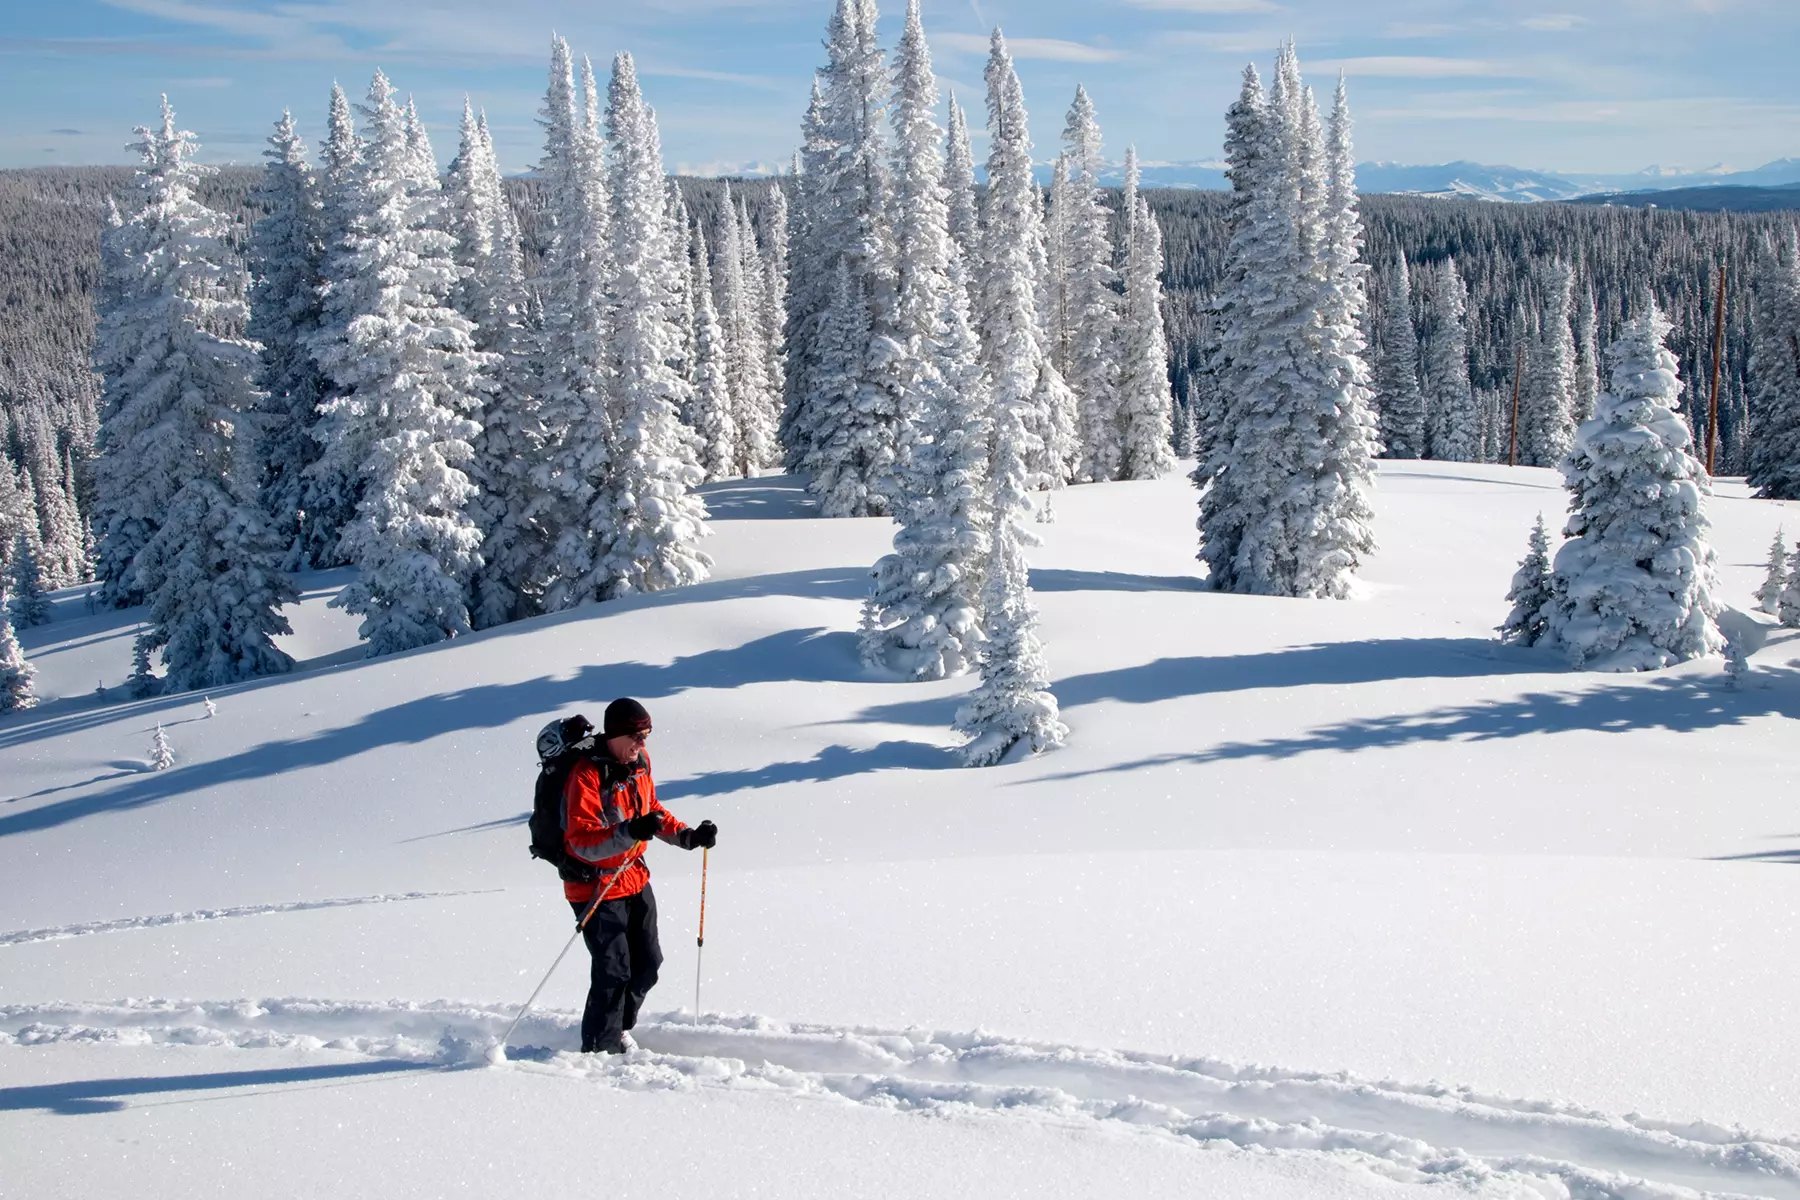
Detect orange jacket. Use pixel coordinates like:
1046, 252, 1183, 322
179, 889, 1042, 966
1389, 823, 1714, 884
561, 750, 689, 903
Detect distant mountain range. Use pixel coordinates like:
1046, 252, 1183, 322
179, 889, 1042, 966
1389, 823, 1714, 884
1038, 157, 1800, 205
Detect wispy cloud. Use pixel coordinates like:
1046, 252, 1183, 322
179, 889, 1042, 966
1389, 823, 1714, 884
1118, 0, 1279, 12
638, 64, 788, 92
1520, 13, 1589, 30
1314, 56, 1520, 78
169, 75, 232, 88
48, 127, 86, 135
935, 32, 1129, 62
1162, 29, 1286, 55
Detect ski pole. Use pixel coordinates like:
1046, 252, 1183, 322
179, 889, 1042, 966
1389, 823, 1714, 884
693, 846, 709, 1026
495, 842, 645, 1055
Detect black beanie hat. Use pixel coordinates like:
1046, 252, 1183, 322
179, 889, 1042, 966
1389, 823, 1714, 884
603, 697, 652, 738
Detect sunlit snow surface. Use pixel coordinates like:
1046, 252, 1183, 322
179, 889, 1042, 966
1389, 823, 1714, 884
3, 462, 1798, 1199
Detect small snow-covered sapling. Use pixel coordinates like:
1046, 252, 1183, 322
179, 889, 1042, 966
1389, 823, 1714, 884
149, 724, 174, 771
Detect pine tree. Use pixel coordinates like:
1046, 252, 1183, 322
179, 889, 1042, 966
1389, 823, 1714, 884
8, 536, 52, 627
134, 476, 298, 690
588, 54, 711, 600
1746, 231, 1800, 500
715, 186, 776, 477
246, 110, 330, 570
1199, 49, 1377, 599
1548, 300, 1722, 670
523, 45, 615, 611
1116, 186, 1177, 480
787, 0, 904, 516
303, 83, 366, 563
1573, 282, 1600, 426
1779, 544, 1800, 628
782, 78, 833, 472
1420, 257, 1480, 462
759, 184, 792, 431
666, 184, 697, 386
1193, 63, 1269, 505
309, 71, 489, 654
1060, 86, 1122, 483
1372, 251, 1425, 459
942, 92, 980, 286
19, 414, 81, 588
148, 724, 174, 770
0, 456, 38, 584
689, 225, 737, 481
0, 599, 38, 714
447, 102, 539, 629
1755, 528, 1787, 614
978, 30, 1073, 493
1518, 258, 1577, 468
1497, 514, 1554, 646
861, 0, 991, 680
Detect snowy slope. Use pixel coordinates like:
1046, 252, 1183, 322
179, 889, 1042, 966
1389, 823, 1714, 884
3, 462, 1799, 1199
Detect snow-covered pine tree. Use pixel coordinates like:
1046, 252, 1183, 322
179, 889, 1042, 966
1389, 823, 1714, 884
759, 184, 792, 431
666, 184, 696, 386
247, 111, 329, 571
1192, 63, 1269, 540
1573, 282, 1599, 426
524, 42, 616, 611
8, 536, 51, 627
860, 0, 990, 680
954, 246, 1067, 761
736, 198, 779, 468
0, 599, 38, 713
1518, 258, 1577, 468
1746, 231, 1800, 500
1548, 300, 1723, 670
1497, 514, 1554, 646
91, 98, 212, 606
1755, 528, 1787, 614
788, 0, 904, 516
715, 186, 776, 476
1060, 86, 1122, 483
303, 83, 366, 563
1116, 185, 1177, 480
1419, 256, 1480, 462
134, 473, 298, 691
148, 723, 174, 770
587, 53, 711, 600
128, 628, 158, 698
1780, 543, 1800, 628
1298, 73, 1380, 598
978, 30, 1073, 493
688, 224, 738, 481
1372, 251, 1425, 459
1200, 49, 1376, 598
18, 414, 82, 588
942, 92, 980, 292
781, 79, 833, 472
446, 101, 540, 629
309, 71, 489, 654
1043, 156, 1074, 382
0, 453, 38, 584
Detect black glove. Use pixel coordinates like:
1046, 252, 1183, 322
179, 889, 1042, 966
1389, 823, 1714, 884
687, 820, 717, 850
624, 812, 662, 840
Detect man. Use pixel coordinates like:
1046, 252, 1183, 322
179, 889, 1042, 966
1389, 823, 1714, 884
563, 697, 717, 1054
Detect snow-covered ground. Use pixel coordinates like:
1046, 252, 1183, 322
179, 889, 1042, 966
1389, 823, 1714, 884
4, 461, 1798, 1199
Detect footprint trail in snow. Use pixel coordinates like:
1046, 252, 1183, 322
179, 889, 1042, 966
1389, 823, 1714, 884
4, 998, 1796, 1200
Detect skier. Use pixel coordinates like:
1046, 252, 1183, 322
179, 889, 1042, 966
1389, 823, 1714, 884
564, 697, 717, 1053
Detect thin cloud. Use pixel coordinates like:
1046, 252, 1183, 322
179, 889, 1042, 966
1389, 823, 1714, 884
638, 64, 788, 92
1521, 13, 1589, 30
1314, 56, 1518, 78
935, 31, 1128, 62
48, 127, 86, 135
1119, 0, 1278, 12
1161, 29, 1286, 55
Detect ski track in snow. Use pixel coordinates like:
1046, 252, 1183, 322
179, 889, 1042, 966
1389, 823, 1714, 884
4, 999, 1797, 1200
0, 891, 495, 946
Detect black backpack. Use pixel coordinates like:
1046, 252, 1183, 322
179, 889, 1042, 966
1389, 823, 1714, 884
529, 716, 599, 883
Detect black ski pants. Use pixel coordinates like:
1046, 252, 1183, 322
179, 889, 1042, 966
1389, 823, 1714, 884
572, 885, 662, 1052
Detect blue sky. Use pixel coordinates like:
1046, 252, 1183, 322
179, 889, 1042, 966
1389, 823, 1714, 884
2, 0, 1796, 176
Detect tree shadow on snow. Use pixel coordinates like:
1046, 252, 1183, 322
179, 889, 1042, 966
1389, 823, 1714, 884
851, 637, 1549, 729
0, 627, 862, 838
661, 739, 955, 801
1036, 664, 1800, 780
0, 1060, 440, 1116
1028, 568, 1206, 594
1708, 833, 1800, 865
695, 473, 820, 520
